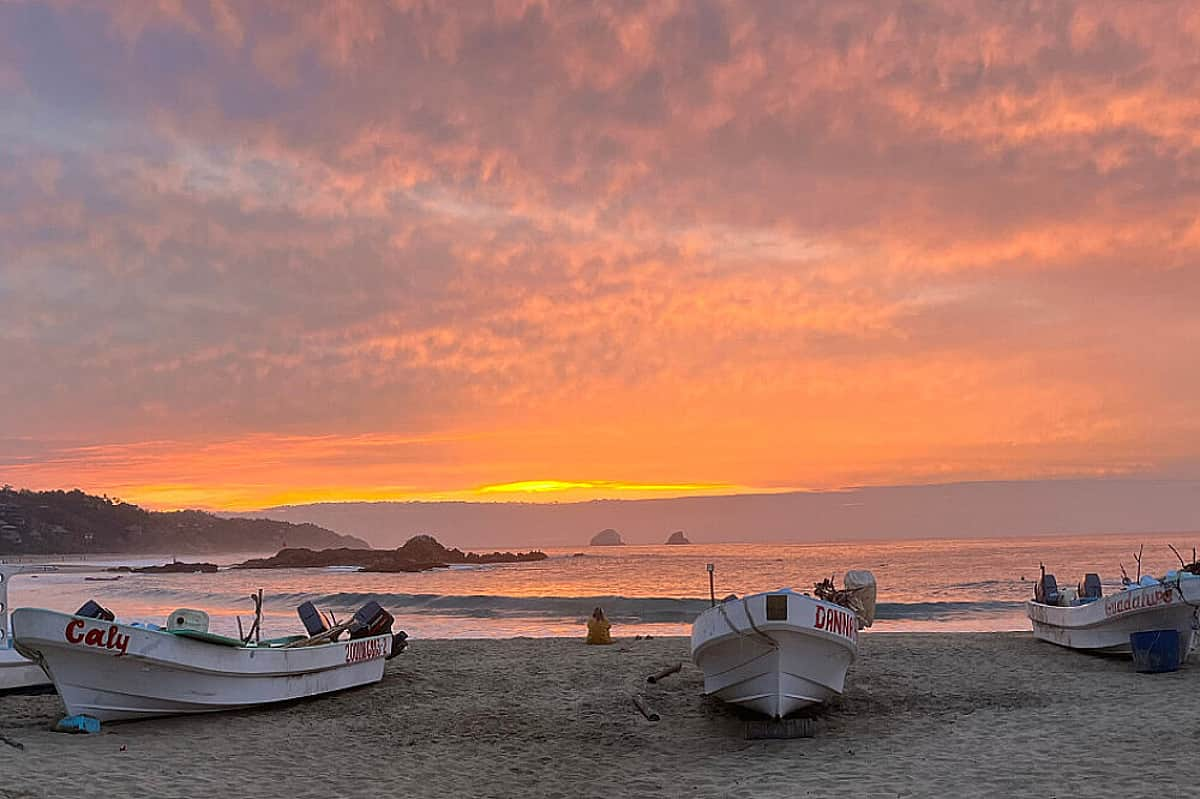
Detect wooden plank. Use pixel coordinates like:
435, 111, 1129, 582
745, 718, 816, 739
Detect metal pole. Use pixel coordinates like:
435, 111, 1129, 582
707, 563, 715, 607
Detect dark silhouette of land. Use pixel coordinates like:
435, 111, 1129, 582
235, 534, 546, 572
0, 486, 367, 554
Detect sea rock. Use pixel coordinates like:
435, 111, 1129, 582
234, 535, 547, 573
109, 561, 219, 574
590, 528, 623, 546
665, 530, 691, 545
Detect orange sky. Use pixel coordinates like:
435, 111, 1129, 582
2, 1, 1199, 510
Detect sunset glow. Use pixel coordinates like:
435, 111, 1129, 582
2, 1, 1199, 511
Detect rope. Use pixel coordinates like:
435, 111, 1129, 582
715, 597, 778, 649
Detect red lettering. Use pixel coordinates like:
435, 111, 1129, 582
815, 606, 826, 630
65, 619, 85, 644
64, 621, 130, 656
345, 637, 387, 663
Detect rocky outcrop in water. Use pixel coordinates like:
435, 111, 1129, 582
234, 534, 547, 573
589, 528, 623, 546
665, 530, 691, 545
109, 561, 219, 574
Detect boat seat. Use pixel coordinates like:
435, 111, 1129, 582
1035, 573, 1060, 605
74, 600, 115, 621
297, 601, 330, 637
1078, 573, 1102, 601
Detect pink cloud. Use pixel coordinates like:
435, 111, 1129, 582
2, 1, 1199, 507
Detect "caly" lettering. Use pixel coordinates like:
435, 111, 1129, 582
65, 619, 130, 656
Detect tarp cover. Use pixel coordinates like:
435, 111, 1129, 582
844, 570, 877, 627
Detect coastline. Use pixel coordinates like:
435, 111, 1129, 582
5, 631, 1198, 797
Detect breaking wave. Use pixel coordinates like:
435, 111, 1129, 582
89, 583, 1026, 624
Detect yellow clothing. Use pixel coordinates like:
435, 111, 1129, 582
586, 617, 612, 645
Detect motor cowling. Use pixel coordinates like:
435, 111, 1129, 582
844, 570, 877, 628
349, 601, 395, 640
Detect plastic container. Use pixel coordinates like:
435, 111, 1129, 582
55, 714, 101, 734
1130, 629, 1181, 673
166, 608, 210, 633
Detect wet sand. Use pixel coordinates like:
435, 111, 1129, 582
4, 633, 1197, 798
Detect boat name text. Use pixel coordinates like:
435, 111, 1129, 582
64, 619, 129, 655
345, 637, 388, 664
1104, 587, 1173, 618
814, 605, 857, 641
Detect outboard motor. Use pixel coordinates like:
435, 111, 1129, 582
843, 570, 878, 628
348, 601, 395, 640
1078, 573, 1102, 602
297, 601, 330, 637
1035, 572, 1060, 605
75, 600, 115, 621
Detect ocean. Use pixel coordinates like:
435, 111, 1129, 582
6, 532, 1197, 639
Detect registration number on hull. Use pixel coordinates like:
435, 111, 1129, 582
344, 637, 389, 664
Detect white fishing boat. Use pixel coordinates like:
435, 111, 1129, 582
691, 571, 876, 718
1027, 566, 1200, 654
12, 598, 407, 722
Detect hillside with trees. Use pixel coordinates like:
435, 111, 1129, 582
0, 486, 367, 554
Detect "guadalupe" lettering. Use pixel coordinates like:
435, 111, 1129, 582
65, 619, 130, 655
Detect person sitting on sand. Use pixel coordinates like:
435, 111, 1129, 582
586, 607, 612, 645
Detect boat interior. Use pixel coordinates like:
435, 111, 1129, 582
72, 598, 408, 655
1034, 570, 1103, 607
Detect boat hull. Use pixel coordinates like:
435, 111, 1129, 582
1027, 579, 1200, 654
13, 609, 391, 722
691, 591, 858, 718
0, 644, 50, 692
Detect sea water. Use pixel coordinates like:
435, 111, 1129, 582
5, 533, 1195, 639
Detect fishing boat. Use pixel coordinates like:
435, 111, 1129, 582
691, 570, 876, 718
1026, 565, 1200, 654
12, 597, 408, 722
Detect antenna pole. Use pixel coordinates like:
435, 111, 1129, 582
707, 563, 715, 607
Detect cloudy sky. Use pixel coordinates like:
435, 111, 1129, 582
2, 0, 1198, 510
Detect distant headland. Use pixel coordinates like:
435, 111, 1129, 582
0, 486, 366, 554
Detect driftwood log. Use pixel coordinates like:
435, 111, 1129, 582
632, 694, 660, 722
646, 662, 682, 684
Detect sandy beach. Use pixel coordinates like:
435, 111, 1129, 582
4, 632, 1196, 798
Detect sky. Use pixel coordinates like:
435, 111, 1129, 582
2, 1, 1199, 512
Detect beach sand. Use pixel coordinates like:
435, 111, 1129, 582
4, 633, 1197, 798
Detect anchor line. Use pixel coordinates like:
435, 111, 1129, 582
715, 596, 778, 650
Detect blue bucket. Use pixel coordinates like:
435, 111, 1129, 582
1129, 629, 1181, 673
